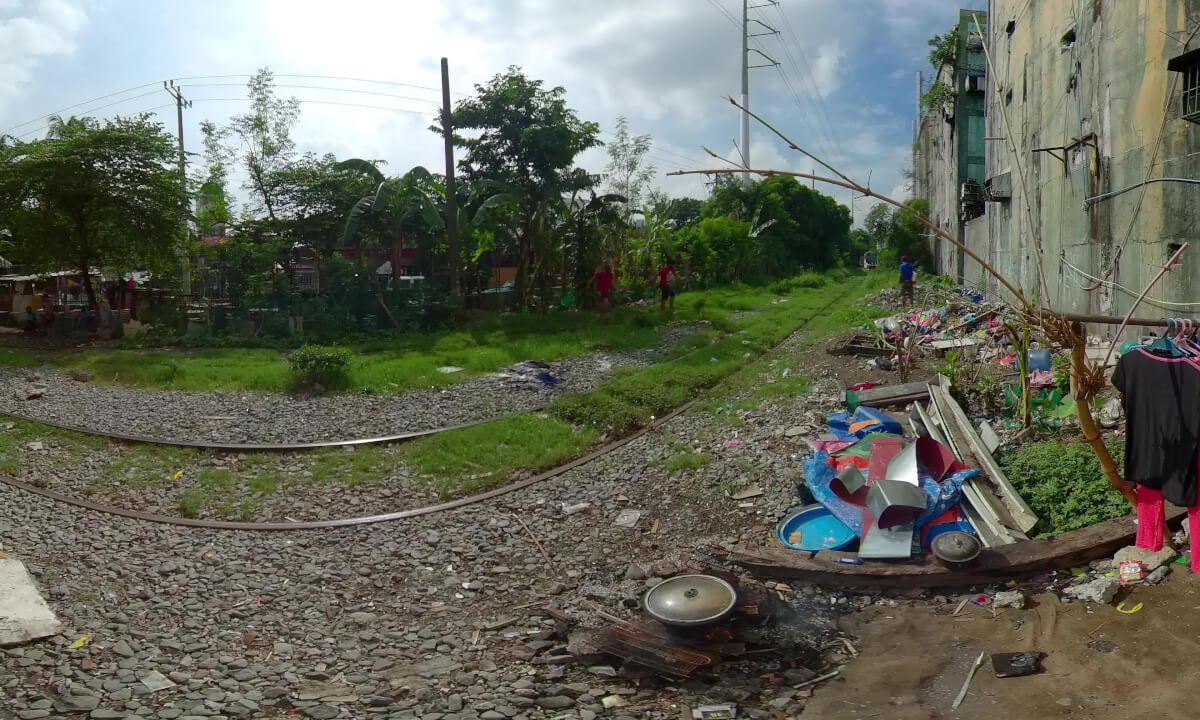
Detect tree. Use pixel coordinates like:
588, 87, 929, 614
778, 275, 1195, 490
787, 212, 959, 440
667, 197, 704, 228
193, 120, 234, 234
604, 116, 654, 220
339, 161, 444, 285
437, 67, 601, 308
228, 68, 301, 220
0, 114, 188, 309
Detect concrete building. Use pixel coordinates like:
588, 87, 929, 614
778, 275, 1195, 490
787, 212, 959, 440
914, 9, 989, 285
965, 1, 1200, 319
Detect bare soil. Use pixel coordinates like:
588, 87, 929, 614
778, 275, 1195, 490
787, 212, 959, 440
804, 576, 1200, 719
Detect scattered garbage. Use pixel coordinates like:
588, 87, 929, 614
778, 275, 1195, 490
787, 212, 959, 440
613, 509, 642, 528
1113, 545, 1176, 571
436, 366, 465, 374
729, 485, 763, 500
561, 502, 591, 516
692, 704, 737, 719
951, 651, 986, 710
991, 651, 1043, 678
1064, 576, 1120, 604
1117, 561, 1146, 584
140, 670, 177, 692
498, 360, 560, 390
991, 590, 1026, 609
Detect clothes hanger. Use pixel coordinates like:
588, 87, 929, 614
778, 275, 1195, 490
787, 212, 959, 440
1180, 318, 1200, 356
1148, 318, 1189, 357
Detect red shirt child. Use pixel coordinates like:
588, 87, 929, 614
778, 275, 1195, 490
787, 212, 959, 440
595, 268, 614, 297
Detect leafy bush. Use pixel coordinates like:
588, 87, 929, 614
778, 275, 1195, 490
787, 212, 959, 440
999, 438, 1130, 536
287, 344, 351, 390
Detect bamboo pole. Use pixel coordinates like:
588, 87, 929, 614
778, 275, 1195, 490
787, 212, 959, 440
1102, 242, 1189, 367
1071, 330, 1136, 505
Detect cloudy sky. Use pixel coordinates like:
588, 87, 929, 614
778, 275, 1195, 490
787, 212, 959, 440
0, 0, 980, 220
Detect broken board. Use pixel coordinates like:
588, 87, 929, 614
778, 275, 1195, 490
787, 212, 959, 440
718, 507, 1182, 588
0, 556, 62, 646
851, 381, 931, 408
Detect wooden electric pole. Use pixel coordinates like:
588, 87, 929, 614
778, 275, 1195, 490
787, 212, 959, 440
440, 58, 460, 297
164, 81, 192, 297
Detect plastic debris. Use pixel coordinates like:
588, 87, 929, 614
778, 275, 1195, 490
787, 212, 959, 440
140, 670, 177, 692
1118, 561, 1146, 584
436, 366, 465, 374
952, 651, 987, 710
693, 705, 737, 719
1115, 601, 1143, 614
992, 590, 1026, 609
991, 651, 1043, 678
68, 635, 89, 649
613, 509, 642, 528
560, 502, 591, 516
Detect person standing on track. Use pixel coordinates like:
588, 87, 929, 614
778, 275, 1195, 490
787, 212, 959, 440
594, 262, 614, 321
898, 255, 915, 307
657, 258, 683, 312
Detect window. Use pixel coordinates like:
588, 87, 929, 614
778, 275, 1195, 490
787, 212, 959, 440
1168, 48, 1200, 122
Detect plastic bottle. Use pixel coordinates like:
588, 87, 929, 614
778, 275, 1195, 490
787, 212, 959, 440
1026, 348, 1052, 372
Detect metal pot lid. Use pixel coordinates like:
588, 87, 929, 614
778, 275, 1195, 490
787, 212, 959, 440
642, 574, 737, 626
931, 531, 982, 563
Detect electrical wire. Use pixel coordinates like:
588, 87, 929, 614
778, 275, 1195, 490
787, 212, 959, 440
1085, 176, 1200, 205
14, 90, 167, 139
772, 2, 844, 159
0, 81, 163, 135
170, 73, 463, 96
185, 97, 436, 116
703, 0, 741, 29
179, 82, 440, 106
1060, 254, 1200, 308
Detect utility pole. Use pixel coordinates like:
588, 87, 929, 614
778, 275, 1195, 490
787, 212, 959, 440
440, 58, 460, 298
740, 0, 749, 185
164, 81, 192, 297
741, 1, 781, 186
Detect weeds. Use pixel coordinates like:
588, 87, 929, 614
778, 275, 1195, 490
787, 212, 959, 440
999, 437, 1130, 536
663, 451, 713, 472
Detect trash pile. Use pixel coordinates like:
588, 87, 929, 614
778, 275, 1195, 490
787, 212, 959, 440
497, 360, 561, 390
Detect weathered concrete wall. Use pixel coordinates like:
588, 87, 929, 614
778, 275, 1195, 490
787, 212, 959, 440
915, 63, 959, 276
985, 0, 1200, 324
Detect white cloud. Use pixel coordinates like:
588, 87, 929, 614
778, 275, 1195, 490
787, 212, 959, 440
0, 0, 87, 123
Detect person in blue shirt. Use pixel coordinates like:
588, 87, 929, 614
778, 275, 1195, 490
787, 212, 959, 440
898, 256, 915, 306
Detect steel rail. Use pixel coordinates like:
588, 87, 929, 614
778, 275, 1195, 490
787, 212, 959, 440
0, 278, 863, 530
0, 401, 696, 531
0, 409, 518, 451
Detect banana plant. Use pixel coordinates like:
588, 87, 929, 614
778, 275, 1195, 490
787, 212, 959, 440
337, 160, 444, 283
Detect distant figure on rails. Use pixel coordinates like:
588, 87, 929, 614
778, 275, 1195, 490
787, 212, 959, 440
594, 263, 614, 321
658, 259, 683, 312
899, 255, 915, 307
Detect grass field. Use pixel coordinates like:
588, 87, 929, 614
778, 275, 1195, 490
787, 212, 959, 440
0, 269, 895, 517
17, 277, 845, 393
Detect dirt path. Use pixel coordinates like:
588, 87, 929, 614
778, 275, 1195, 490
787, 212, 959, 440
803, 577, 1200, 719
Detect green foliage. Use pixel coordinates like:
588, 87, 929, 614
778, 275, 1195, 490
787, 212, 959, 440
921, 80, 957, 115
605, 116, 655, 217
0, 348, 39, 368
999, 438, 1131, 536
0, 114, 189, 304
664, 451, 713, 472
286, 344, 350, 389
928, 26, 960, 70
863, 198, 933, 270
1051, 354, 1072, 395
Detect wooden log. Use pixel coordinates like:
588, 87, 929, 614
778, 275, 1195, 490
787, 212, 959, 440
852, 381, 931, 408
718, 507, 1185, 588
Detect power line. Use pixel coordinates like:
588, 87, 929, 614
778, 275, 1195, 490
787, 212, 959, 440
171, 73, 466, 96
704, 0, 741, 28
184, 97, 438, 117
180, 82, 441, 107
772, 2, 844, 159
3, 84, 162, 135
14, 90, 166, 139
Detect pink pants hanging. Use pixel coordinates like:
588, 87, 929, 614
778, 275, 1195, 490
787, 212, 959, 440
1135, 486, 1200, 572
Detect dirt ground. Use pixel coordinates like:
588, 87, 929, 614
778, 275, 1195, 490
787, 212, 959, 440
803, 572, 1200, 719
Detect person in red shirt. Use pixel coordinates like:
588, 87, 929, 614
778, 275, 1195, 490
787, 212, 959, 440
594, 263, 614, 320
657, 259, 683, 312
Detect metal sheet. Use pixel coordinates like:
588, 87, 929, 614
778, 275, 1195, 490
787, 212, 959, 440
858, 518, 915, 559
866, 479, 927, 529
832, 466, 869, 505
885, 442, 920, 486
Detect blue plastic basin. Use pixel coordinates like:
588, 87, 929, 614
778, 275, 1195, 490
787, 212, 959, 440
777, 504, 857, 551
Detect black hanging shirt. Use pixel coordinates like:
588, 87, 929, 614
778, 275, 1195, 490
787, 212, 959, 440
1112, 347, 1200, 507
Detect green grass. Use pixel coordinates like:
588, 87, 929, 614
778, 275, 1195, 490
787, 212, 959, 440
998, 437, 1131, 536
50, 306, 686, 393
405, 413, 598, 498
5, 269, 896, 517
0, 348, 39, 368
664, 451, 714, 472
0, 418, 108, 475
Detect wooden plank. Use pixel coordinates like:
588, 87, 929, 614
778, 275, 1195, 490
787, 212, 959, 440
930, 383, 1038, 533
929, 338, 978, 354
853, 381, 931, 408
718, 507, 1185, 588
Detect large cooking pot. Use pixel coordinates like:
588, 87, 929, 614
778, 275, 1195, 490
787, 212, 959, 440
642, 574, 738, 627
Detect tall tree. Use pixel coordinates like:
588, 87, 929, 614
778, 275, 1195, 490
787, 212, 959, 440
436, 67, 601, 307
604, 116, 655, 220
193, 120, 234, 234
228, 68, 300, 221
0, 114, 189, 309
339, 161, 444, 284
